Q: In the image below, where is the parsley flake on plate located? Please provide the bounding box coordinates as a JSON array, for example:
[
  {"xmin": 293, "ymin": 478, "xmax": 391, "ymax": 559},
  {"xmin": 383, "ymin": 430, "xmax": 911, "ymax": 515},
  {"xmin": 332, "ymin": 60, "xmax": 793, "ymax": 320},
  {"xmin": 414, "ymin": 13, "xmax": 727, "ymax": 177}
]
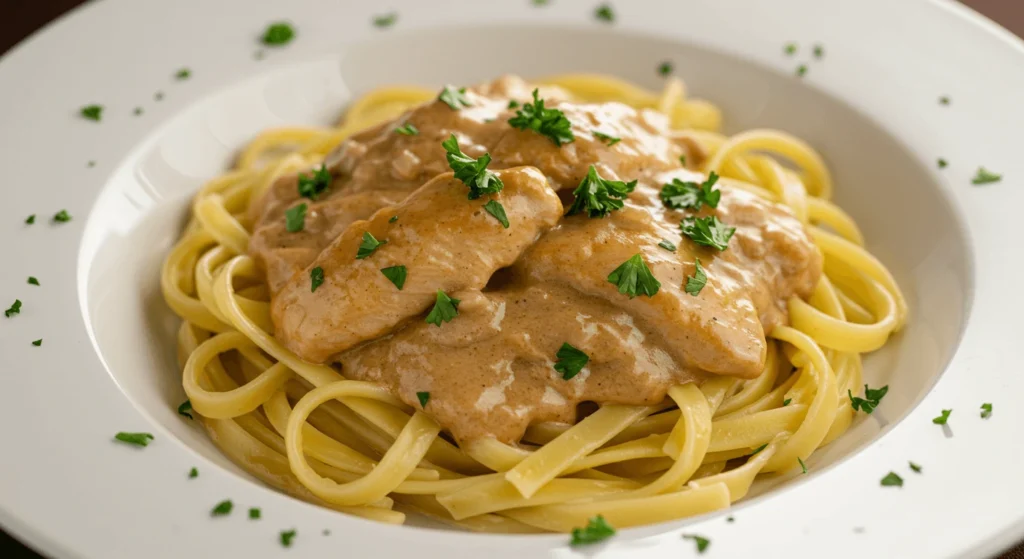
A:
[
  {"xmin": 189, "ymin": 467, "xmax": 198, "ymax": 479},
  {"xmin": 508, "ymin": 89, "xmax": 575, "ymax": 146},
  {"xmin": 750, "ymin": 443, "xmax": 768, "ymax": 456},
  {"xmin": 53, "ymin": 209, "xmax": 72, "ymax": 223},
  {"xmin": 553, "ymin": 343, "xmax": 589, "ymax": 380},
  {"xmin": 971, "ymin": 167, "xmax": 1002, "ymax": 185},
  {"xmin": 280, "ymin": 529, "xmax": 297, "ymax": 548},
  {"xmin": 442, "ymin": 134, "xmax": 504, "ymax": 199},
  {"xmin": 310, "ymin": 266, "xmax": 325, "ymax": 292},
  {"xmin": 438, "ymin": 85, "xmax": 471, "ymax": 110},
  {"xmin": 784, "ymin": 42, "xmax": 797, "ymax": 55},
  {"xmin": 80, "ymin": 104, "xmax": 103, "ymax": 121},
  {"xmin": 262, "ymin": 22, "xmax": 295, "ymax": 46},
  {"xmin": 570, "ymin": 515, "xmax": 615, "ymax": 546},
  {"xmin": 532, "ymin": 0, "xmax": 550, "ymax": 5},
  {"xmin": 175, "ymin": 68, "xmax": 191, "ymax": 80},
  {"xmin": 114, "ymin": 432, "xmax": 154, "ymax": 447},
  {"xmin": 683, "ymin": 534, "xmax": 710, "ymax": 554},
  {"xmin": 211, "ymin": 500, "xmax": 233, "ymax": 516},
  {"xmin": 27, "ymin": 277, "xmax": 39, "ymax": 286},
  {"xmin": 394, "ymin": 123, "xmax": 419, "ymax": 136},
  {"xmin": 909, "ymin": 461, "xmax": 922, "ymax": 473},
  {"xmin": 133, "ymin": 107, "xmax": 143, "ymax": 116},
  {"xmin": 939, "ymin": 96, "xmax": 950, "ymax": 105},
  {"xmin": 425, "ymin": 290, "xmax": 460, "ymax": 326},
  {"xmin": 154, "ymin": 91, "xmax": 164, "ymax": 101},
  {"xmin": 937, "ymin": 158, "xmax": 948, "ymax": 169},
  {"xmin": 660, "ymin": 172, "xmax": 721, "ymax": 210},
  {"xmin": 594, "ymin": 4, "xmax": 615, "ymax": 23},
  {"xmin": 980, "ymin": 402, "xmax": 993, "ymax": 419},
  {"xmin": 813, "ymin": 44, "xmax": 825, "ymax": 58},
  {"xmin": 389, "ymin": 215, "xmax": 399, "ymax": 223},
  {"xmin": 373, "ymin": 12, "xmax": 397, "ymax": 28},
  {"xmin": 657, "ymin": 239, "xmax": 676, "ymax": 252},
  {"xmin": 933, "ymin": 409, "xmax": 952, "ymax": 425},
  {"xmin": 685, "ymin": 258, "xmax": 707, "ymax": 296},
  {"xmin": 417, "ymin": 391, "xmax": 430, "ymax": 408},
  {"xmin": 284, "ymin": 203, "xmax": 307, "ymax": 233},
  {"xmin": 356, "ymin": 231, "xmax": 387, "ymax": 259},
  {"xmin": 658, "ymin": 61, "xmax": 673, "ymax": 76},
  {"xmin": 796, "ymin": 64, "xmax": 808, "ymax": 77},
  {"xmin": 593, "ymin": 130, "xmax": 621, "ymax": 146},
  {"xmin": 25, "ymin": 214, "xmax": 35, "ymax": 224},
  {"xmin": 507, "ymin": 99, "xmax": 519, "ymax": 109},
  {"xmin": 31, "ymin": 339, "xmax": 42, "ymax": 347},
  {"xmin": 380, "ymin": 265, "xmax": 407, "ymax": 290},
  {"xmin": 798, "ymin": 457, "xmax": 808, "ymax": 474},
  {"xmin": 297, "ymin": 165, "xmax": 331, "ymax": 200},
  {"xmin": 249, "ymin": 507, "xmax": 261, "ymax": 519},
  {"xmin": 178, "ymin": 399, "xmax": 193, "ymax": 420},
  {"xmin": 680, "ymin": 215, "xmax": 735, "ymax": 251},
  {"xmin": 848, "ymin": 384, "xmax": 888, "ymax": 414},
  {"xmin": 483, "ymin": 199, "xmax": 509, "ymax": 228},
  {"xmin": 607, "ymin": 253, "xmax": 661, "ymax": 298},
  {"xmin": 565, "ymin": 165, "xmax": 636, "ymax": 218},
  {"xmin": 880, "ymin": 472, "xmax": 903, "ymax": 487},
  {"xmin": 5, "ymin": 299, "xmax": 22, "ymax": 318}
]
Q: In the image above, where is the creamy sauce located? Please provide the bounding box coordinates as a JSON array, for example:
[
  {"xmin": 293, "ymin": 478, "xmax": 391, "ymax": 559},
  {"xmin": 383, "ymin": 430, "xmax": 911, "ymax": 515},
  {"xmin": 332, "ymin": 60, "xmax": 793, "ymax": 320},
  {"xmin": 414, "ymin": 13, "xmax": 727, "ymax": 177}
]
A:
[{"xmin": 249, "ymin": 75, "xmax": 822, "ymax": 444}]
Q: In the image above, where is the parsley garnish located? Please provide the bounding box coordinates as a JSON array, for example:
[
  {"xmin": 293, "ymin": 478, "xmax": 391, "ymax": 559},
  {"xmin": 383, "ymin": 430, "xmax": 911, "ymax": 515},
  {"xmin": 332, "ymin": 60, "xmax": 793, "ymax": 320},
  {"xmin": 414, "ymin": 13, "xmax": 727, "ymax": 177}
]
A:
[
  {"xmin": 784, "ymin": 43, "xmax": 797, "ymax": 55},
  {"xmin": 417, "ymin": 391, "xmax": 430, "ymax": 408},
  {"xmin": 848, "ymin": 384, "xmax": 888, "ymax": 414},
  {"xmin": 880, "ymin": 472, "xmax": 903, "ymax": 487},
  {"xmin": 380, "ymin": 265, "xmax": 407, "ymax": 290},
  {"xmin": 727, "ymin": 516, "xmax": 735, "ymax": 523},
  {"xmin": 938, "ymin": 158, "xmax": 948, "ymax": 169},
  {"xmin": 971, "ymin": 167, "xmax": 1002, "ymax": 185},
  {"xmin": 211, "ymin": 500, "xmax": 233, "ymax": 516},
  {"xmin": 593, "ymin": 130, "xmax": 621, "ymax": 146},
  {"xmin": 80, "ymin": 105, "xmax": 103, "ymax": 121},
  {"xmin": 685, "ymin": 258, "xmax": 707, "ymax": 296},
  {"xmin": 939, "ymin": 96, "xmax": 950, "ymax": 105},
  {"xmin": 31, "ymin": 339, "xmax": 42, "ymax": 346},
  {"xmin": 114, "ymin": 432, "xmax": 154, "ymax": 447},
  {"xmin": 25, "ymin": 214, "xmax": 35, "ymax": 224},
  {"xmin": 796, "ymin": 64, "xmax": 808, "ymax": 77},
  {"xmin": 508, "ymin": 89, "xmax": 575, "ymax": 146},
  {"xmin": 657, "ymin": 240, "xmax": 676, "ymax": 252},
  {"xmin": 813, "ymin": 44, "xmax": 825, "ymax": 58},
  {"xmin": 297, "ymin": 165, "xmax": 331, "ymax": 199},
  {"xmin": 425, "ymin": 290, "xmax": 460, "ymax": 326},
  {"xmin": 249, "ymin": 507, "xmax": 261, "ymax": 519},
  {"xmin": 356, "ymin": 232, "xmax": 387, "ymax": 259},
  {"xmin": 933, "ymin": 409, "xmax": 952, "ymax": 425},
  {"xmin": 660, "ymin": 172, "xmax": 721, "ymax": 210},
  {"xmin": 507, "ymin": 99, "xmax": 519, "ymax": 109},
  {"xmin": 554, "ymin": 343, "xmax": 589, "ymax": 380},
  {"xmin": 565, "ymin": 165, "xmax": 636, "ymax": 218},
  {"xmin": 438, "ymin": 85, "xmax": 471, "ymax": 110},
  {"xmin": 284, "ymin": 203, "xmax": 307, "ymax": 233},
  {"xmin": 442, "ymin": 134, "xmax": 504, "ymax": 199},
  {"xmin": 532, "ymin": 0, "xmax": 549, "ymax": 5},
  {"xmin": 5, "ymin": 300, "xmax": 21, "ymax": 318},
  {"xmin": 262, "ymin": 22, "xmax": 295, "ymax": 46},
  {"xmin": 658, "ymin": 61, "xmax": 673, "ymax": 76},
  {"xmin": 87, "ymin": 160, "xmax": 96, "ymax": 168},
  {"xmin": 680, "ymin": 216, "xmax": 735, "ymax": 251},
  {"xmin": 683, "ymin": 534, "xmax": 710, "ymax": 554},
  {"xmin": 798, "ymin": 457, "xmax": 808, "ymax": 474},
  {"xmin": 53, "ymin": 210, "xmax": 72, "ymax": 223},
  {"xmin": 280, "ymin": 530, "xmax": 297, "ymax": 548},
  {"xmin": 189, "ymin": 467, "xmax": 198, "ymax": 478},
  {"xmin": 783, "ymin": 398, "xmax": 792, "ymax": 406},
  {"xmin": 133, "ymin": 107, "xmax": 143, "ymax": 116},
  {"xmin": 570, "ymin": 515, "xmax": 615, "ymax": 546},
  {"xmin": 389, "ymin": 215, "xmax": 398, "ymax": 223},
  {"xmin": 750, "ymin": 443, "xmax": 768, "ymax": 456},
  {"xmin": 27, "ymin": 277, "xmax": 39, "ymax": 286},
  {"xmin": 607, "ymin": 253, "xmax": 661, "ymax": 298},
  {"xmin": 679, "ymin": 155, "xmax": 686, "ymax": 167},
  {"xmin": 594, "ymin": 4, "xmax": 615, "ymax": 23},
  {"xmin": 178, "ymin": 399, "xmax": 193, "ymax": 420},
  {"xmin": 175, "ymin": 68, "xmax": 191, "ymax": 80},
  {"xmin": 909, "ymin": 461, "xmax": 922, "ymax": 473},
  {"xmin": 373, "ymin": 13, "xmax": 397, "ymax": 28},
  {"xmin": 310, "ymin": 267, "xmax": 324, "ymax": 292},
  {"xmin": 394, "ymin": 123, "xmax": 419, "ymax": 136},
  {"xmin": 981, "ymin": 402, "xmax": 993, "ymax": 419},
  {"xmin": 483, "ymin": 200, "xmax": 509, "ymax": 228}
]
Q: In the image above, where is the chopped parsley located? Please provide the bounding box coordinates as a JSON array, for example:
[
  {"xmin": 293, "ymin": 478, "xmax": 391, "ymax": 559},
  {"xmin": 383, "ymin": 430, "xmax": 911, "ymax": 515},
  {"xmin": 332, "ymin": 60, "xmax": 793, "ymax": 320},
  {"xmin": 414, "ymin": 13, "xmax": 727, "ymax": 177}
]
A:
[
  {"xmin": 394, "ymin": 123, "xmax": 419, "ymax": 136},
  {"xmin": 507, "ymin": 99, "xmax": 519, "ymax": 109},
  {"xmin": 594, "ymin": 4, "xmax": 615, "ymax": 23},
  {"xmin": 727, "ymin": 516, "xmax": 735, "ymax": 523},
  {"xmin": 848, "ymin": 384, "xmax": 888, "ymax": 414},
  {"xmin": 189, "ymin": 467, "xmax": 198, "ymax": 479},
  {"xmin": 880, "ymin": 472, "xmax": 903, "ymax": 487},
  {"xmin": 938, "ymin": 158, "xmax": 948, "ymax": 169},
  {"xmin": 570, "ymin": 515, "xmax": 615, "ymax": 546},
  {"xmin": 783, "ymin": 398, "xmax": 792, "ymax": 406},
  {"xmin": 684, "ymin": 258, "xmax": 707, "ymax": 296},
  {"xmin": 813, "ymin": 44, "xmax": 825, "ymax": 58},
  {"xmin": 249, "ymin": 507, "xmax": 261, "ymax": 519},
  {"xmin": 356, "ymin": 232, "xmax": 387, "ymax": 259},
  {"xmin": 909, "ymin": 461, "xmax": 922, "ymax": 473},
  {"xmin": 442, "ymin": 134, "xmax": 504, "ymax": 199},
  {"xmin": 25, "ymin": 214, "xmax": 35, "ymax": 224},
  {"xmin": 380, "ymin": 265, "xmax": 407, "ymax": 290},
  {"xmin": 796, "ymin": 64, "xmax": 808, "ymax": 77},
  {"xmin": 155, "ymin": 91, "xmax": 165, "ymax": 101},
  {"xmin": 175, "ymin": 68, "xmax": 191, "ymax": 80},
  {"xmin": 680, "ymin": 216, "xmax": 735, "ymax": 251},
  {"xmin": 592, "ymin": 130, "xmax": 621, "ymax": 146},
  {"xmin": 425, "ymin": 289, "xmax": 460, "ymax": 326},
  {"xmin": 750, "ymin": 443, "xmax": 768, "ymax": 456},
  {"xmin": 971, "ymin": 167, "xmax": 1002, "ymax": 185},
  {"xmin": 262, "ymin": 22, "xmax": 295, "ymax": 46},
  {"xmin": 389, "ymin": 215, "xmax": 399, "ymax": 223},
  {"xmin": 679, "ymin": 155, "xmax": 686, "ymax": 167},
  {"xmin": 658, "ymin": 61, "xmax": 673, "ymax": 76},
  {"xmin": 981, "ymin": 402, "xmax": 993, "ymax": 419},
  {"xmin": 80, "ymin": 104, "xmax": 103, "ymax": 121},
  {"xmin": 939, "ymin": 96, "xmax": 950, "ymax": 105},
  {"xmin": 483, "ymin": 200, "xmax": 509, "ymax": 228},
  {"xmin": 280, "ymin": 529, "xmax": 297, "ymax": 548},
  {"xmin": 133, "ymin": 107, "xmax": 143, "ymax": 116},
  {"xmin": 27, "ymin": 277, "xmax": 39, "ymax": 286},
  {"xmin": 508, "ymin": 89, "xmax": 575, "ymax": 146},
  {"xmin": 5, "ymin": 299, "xmax": 22, "ymax": 318},
  {"xmin": 532, "ymin": 0, "xmax": 550, "ymax": 5},
  {"xmin": 683, "ymin": 534, "xmax": 710, "ymax": 554},
  {"xmin": 553, "ymin": 343, "xmax": 589, "ymax": 380},
  {"xmin": 211, "ymin": 500, "xmax": 233, "ymax": 516},
  {"xmin": 607, "ymin": 253, "xmax": 660, "ymax": 298},
  {"xmin": 31, "ymin": 339, "xmax": 42, "ymax": 346},
  {"xmin": 373, "ymin": 13, "xmax": 397, "ymax": 28},
  {"xmin": 87, "ymin": 160, "xmax": 96, "ymax": 168},
  {"xmin": 178, "ymin": 399, "xmax": 193, "ymax": 420},
  {"xmin": 784, "ymin": 43, "xmax": 797, "ymax": 55},
  {"xmin": 297, "ymin": 165, "xmax": 331, "ymax": 199},
  {"xmin": 438, "ymin": 85, "xmax": 471, "ymax": 110},
  {"xmin": 114, "ymin": 432, "xmax": 154, "ymax": 447},
  {"xmin": 417, "ymin": 391, "xmax": 430, "ymax": 408},
  {"xmin": 657, "ymin": 240, "xmax": 676, "ymax": 252},
  {"xmin": 565, "ymin": 165, "xmax": 636, "ymax": 218},
  {"xmin": 798, "ymin": 457, "xmax": 808, "ymax": 474},
  {"xmin": 660, "ymin": 172, "xmax": 721, "ymax": 210},
  {"xmin": 932, "ymin": 409, "xmax": 952, "ymax": 425},
  {"xmin": 310, "ymin": 266, "xmax": 324, "ymax": 292},
  {"xmin": 53, "ymin": 210, "xmax": 72, "ymax": 223},
  {"xmin": 284, "ymin": 203, "xmax": 307, "ymax": 233}
]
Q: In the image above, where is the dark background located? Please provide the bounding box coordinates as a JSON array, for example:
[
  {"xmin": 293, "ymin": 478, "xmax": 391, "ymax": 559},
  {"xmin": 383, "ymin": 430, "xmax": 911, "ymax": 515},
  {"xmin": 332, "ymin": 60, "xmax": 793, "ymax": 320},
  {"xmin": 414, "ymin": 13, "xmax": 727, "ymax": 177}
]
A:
[{"xmin": 0, "ymin": 1, "xmax": 1021, "ymax": 558}]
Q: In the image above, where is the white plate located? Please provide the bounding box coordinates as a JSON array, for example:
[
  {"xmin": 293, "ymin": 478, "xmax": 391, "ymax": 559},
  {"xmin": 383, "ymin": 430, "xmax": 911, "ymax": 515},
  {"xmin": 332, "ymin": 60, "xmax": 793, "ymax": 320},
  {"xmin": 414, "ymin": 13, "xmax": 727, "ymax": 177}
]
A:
[{"xmin": 1, "ymin": 0, "xmax": 1022, "ymax": 557}]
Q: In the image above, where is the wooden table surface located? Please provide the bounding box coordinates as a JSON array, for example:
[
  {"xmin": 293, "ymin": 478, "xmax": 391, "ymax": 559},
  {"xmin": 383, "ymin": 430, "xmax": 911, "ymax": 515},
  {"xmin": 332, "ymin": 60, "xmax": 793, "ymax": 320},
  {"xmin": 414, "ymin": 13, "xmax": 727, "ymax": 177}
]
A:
[{"xmin": 0, "ymin": 1, "xmax": 1021, "ymax": 558}]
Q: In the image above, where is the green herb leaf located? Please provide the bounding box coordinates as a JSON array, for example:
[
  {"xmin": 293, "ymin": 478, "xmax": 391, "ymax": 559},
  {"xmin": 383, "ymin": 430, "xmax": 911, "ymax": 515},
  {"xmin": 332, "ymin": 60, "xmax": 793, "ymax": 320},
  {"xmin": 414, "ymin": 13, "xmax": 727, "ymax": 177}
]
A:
[
  {"xmin": 727, "ymin": 516, "xmax": 735, "ymax": 523},
  {"xmin": 971, "ymin": 167, "xmax": 1002, "ymax": 185},
  {"xmin": 285, "ymin": 203, "xmax": 307, "ymax": 233},
  {"xmin": 798, "ymin": 457, "xmax": 808, "ymax": 474},
  {"xmin": 909, "ymin": 461, "xmax": 922, "ymax": 473},
  {"xmin": 310, "ymin": 266, "xmax": 325, "ymax": 292},
  {"xmin": 88, "ymin": 160, "xmax": 96, "ymax": 168},
  {"xmin": 796, "ymin": 64, "xmax": 808, "ymax": 77},
  {"xmin": 680, "ymin": 216, "xmax": 735, "ymax": 251},
  {"xmin": 373, "ymin": 13, "xmax": 397, "ymax": 28},
  {"xmin": 848, "ymin": 384, "xmax": 888, "ymax": 414},
  {"xmin": 783, "ymin": 398, "xmax": 792, "ymax": 406},
  {"xmin": 532, "ymin": 0, "xmax": 550, "ymax": 5},
  {"xmin": 507, "ymin": 99, "xmax": 519, "ymax": 109},
  {"xmin": 211, "ymin": 500, "xmax": 233, "ymax": 516},
  {"xmin": 657, "ymin": 61, "xmax": 673, "ymax": 76},
  {"xmin": 483, "ymin": 200, "xmax": 509, "ymax": 228},
  {"xmin": 570, "ymin": 515, "xmax": 615, "ymax": 546},
  {"xmin": 508, "ymin": 89, "xmax": 575, "ymax": 146},
  {"xmin": 380, "ymin": 265, "xmax": 407, "ymax": 290},
  {"xmin": 394, "ymin": 123, "xmax": 419, "ymax": 136},
  {"xmin": 425, "ymin": 289, "xmax": 460, "ymax": 326},
  {"xmin": 932, "ymin": 409, "xmax": 952, "ymax": 425},
  {"xmin": 249, "ymin": 507, "xmax": 261, "ymax": 519},
  {"xmin": 657, "ymin": 239, "xmax": 676, "ymax": 252},
  {"xmin": 175, "ymin": 68, "xmax": 191, "ymax": 80},
  {"xmin": 114, "ymin": 432, "xmax": 154, "ymax": 447},
  {"xmin": 784, "ymin": 43, "xmax": 797, "ymax": 55},
  {"xmin": 53, "ymin": 210, "xmax": 72, "ymax": 223},
  {"xmin": 417, "ymin": 391, "xmax": 430, "ymax": 408},
  {"xmin": 683, "ymin": 534, "xmax": 710, "ymax": 554},
  {"xmin": 593, "ymin": 130, "xmax": 621, "ymax": 146},
  {"xmin": 27, "ymin": 277, "xmax": 39, "ymax": 286},
  {"xmin": 679, "ymin": 155, "xmax": 687, "ymax": 167},
  {"xmin": 442, "ymin": 134, "xmax": 504, "ymax": 199},
  {"xmin": 813, "ymin": 44, "xmax": 825, "ymax": 58},
  {"xmin": 939, "ymin": 96, "xmax": 950, "ymax": 105},
  {"xmin": 685, "ymin": 258, "xmax": 707, "ymax": 296},
  {"xmin": 25, "ymin": 214, "xmax": 35, "ymax": 224},
  {"xmin": 189, "ymin": 467, "xmax": 198, "ymax": 478},
  {"xmin": 554, "ymin": 343, "xmax": 589, "ymax": 380},
  {"xmin": 80, "ymin": 105, "xmax": 103, "ymax": 121},
  {"xmin": 356, "ymin": 231, "xmax": 387, "ymax": 259},
  {"xmin": 31, "ymin": 339, "xmax": 42, "ymax": 346},
  {"xmin": 389, "ymin": 215, "xmax": 399, "ymax": 223},
  {"xmin": 937, "ymin": 158, "xmax": 948, "ymax": 169},
  {"xmin": 566, "ymin": 165, "xmax": 636, "ymax": 218},
  {"xmin": 133, "ymin": 107, "xmax": 143, "ymax": 116},
  {"xmin": 750, "ymin": 443, "xmax": 768, "ymax": 456},
  {"xmin": 297, "ymin": 165, "xmax": 331, "ymax": 200},
  {"xmin": 981, "ymin": 402, "xmax": 993, "ymax": 419},
  {"xmin": 607, "ymin": 253, "xmax": 660, "ymax": 298},
  {"xmin": 660, "ymin": 172, "xmax": 721, "ymax": 210},
  {"xmin": 880, "ymin": 472, "xmax": 903, "ymax": 487},
  {"xmin": 438, "ymin": 85, "xmax": 471, "ymax": 110},
  {"xmin": 178, "ymin": 399, "xmax": 193, "ymax": 420},
  {"xmin": 594, "ymin": 4, "xmax": 615, "ymax": 23},
  {"xmin": 5, "ymin": 299, "xmax": 22, "ymax": 318},
  {"xmin": 262, "ymin": 22, "xmax": 295, "ymax": 46},
  {"xmin": 280, "ymin": 529, "xmax": 297, "ymax": 548}
]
